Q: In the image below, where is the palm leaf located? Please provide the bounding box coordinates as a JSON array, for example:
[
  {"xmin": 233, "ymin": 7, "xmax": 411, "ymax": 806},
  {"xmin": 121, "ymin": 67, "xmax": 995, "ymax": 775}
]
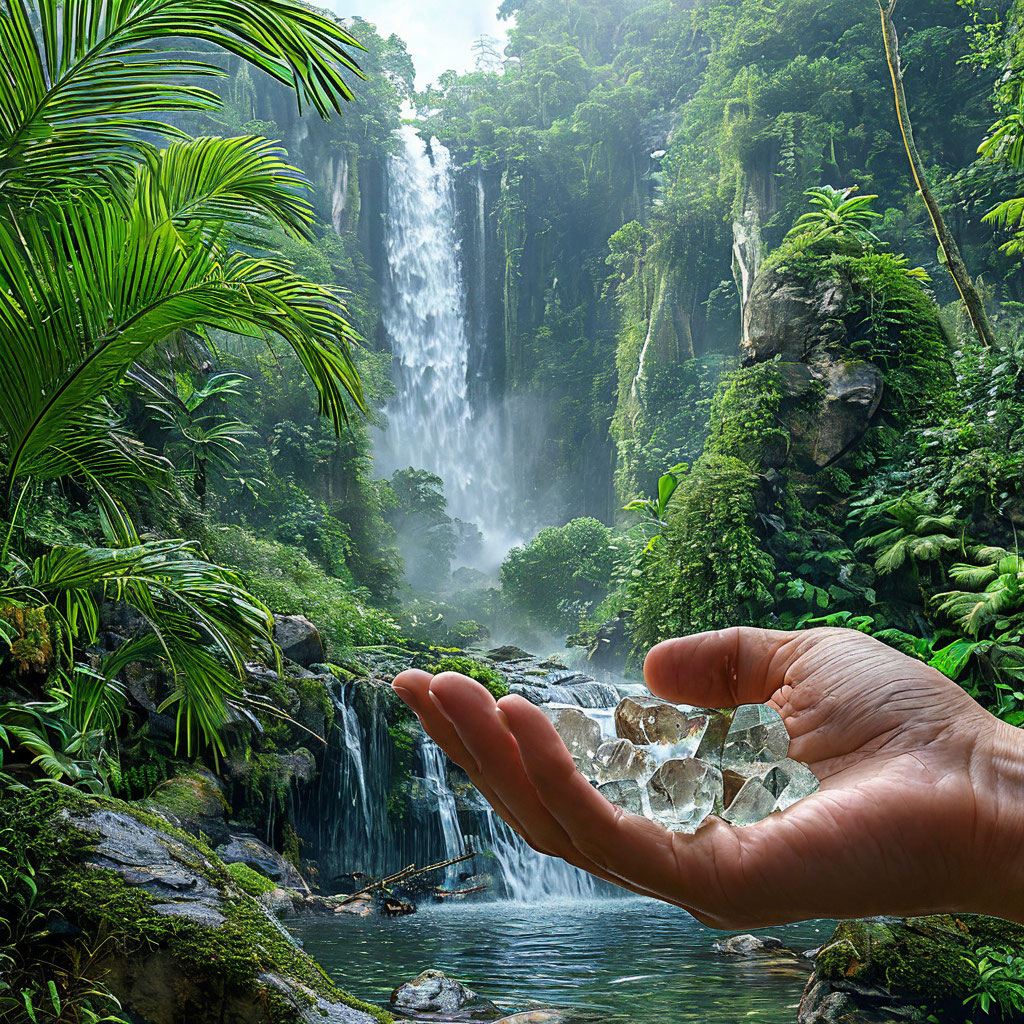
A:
[
  {"xmin": 0, "ymin": 0, "xmax": 365, "ymax": 197},
  {"xmin": 0, "ymin": 188, "xmax": 364, "ymax": 503}
]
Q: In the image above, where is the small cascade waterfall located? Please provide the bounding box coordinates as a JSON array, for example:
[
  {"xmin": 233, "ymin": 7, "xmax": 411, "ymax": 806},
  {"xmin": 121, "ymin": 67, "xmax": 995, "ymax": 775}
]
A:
[
  {"xmin": 376, "ymin": 124, "xmax": 522, "ymax": 567},
  {"xmin": 419, "ymin": 738, "xmax": 466, "ymax": 888}
]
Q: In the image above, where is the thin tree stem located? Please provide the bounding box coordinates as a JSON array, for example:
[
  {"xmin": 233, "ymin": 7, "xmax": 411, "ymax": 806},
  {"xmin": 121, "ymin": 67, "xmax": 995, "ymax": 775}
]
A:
[{"xmin": 877, "ymin": 0, "xmax": 998, "ymax": 348}]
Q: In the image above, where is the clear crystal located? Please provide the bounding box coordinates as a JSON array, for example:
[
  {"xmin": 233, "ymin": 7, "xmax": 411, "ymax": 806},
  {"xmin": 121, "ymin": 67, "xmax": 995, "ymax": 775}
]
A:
[
  {"xmin": 720, "ymin": 758, "xmax": 820, "ymax": 823},
  {"xmin": 720, "ymin": 704, "xmax": 789, "ymax": 767},
  {"xmin": 593, "ymin": 738, "xmax": 656, "ymax": 784},
  {"xmin": 542, "ymin": 706, "xmax": 603, "ymax": 765},
  {"xmin": 721, "ymin": 774, "xmax": 777, "ymax": 825},
  {"xmin": 597, "ymin": 778, "xmax": 644, "ymax": 815},
  {"xmin": 614, "ymin": 697, "xmax": 721, "ymax": 760},
  {"xmin": 768, "ymin": 758, "xmax": 819, "ymax": 811},
  {"xmin": 646, "ymin": 758, "xmax": 722, "ymax": 833}
]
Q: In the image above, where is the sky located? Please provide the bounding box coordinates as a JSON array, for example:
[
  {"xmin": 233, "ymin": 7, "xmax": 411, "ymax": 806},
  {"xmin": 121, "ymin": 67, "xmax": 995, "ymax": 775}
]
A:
[{"xmin": 336, "ymin": 0, "xmax": 509, "ymax": 88}]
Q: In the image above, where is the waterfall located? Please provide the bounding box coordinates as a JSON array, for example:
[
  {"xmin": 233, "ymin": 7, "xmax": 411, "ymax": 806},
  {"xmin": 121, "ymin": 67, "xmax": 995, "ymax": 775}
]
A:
[
  {"xmin": 337, "ymin": 683, "xmax": 372, "ymax": 841},
  {"xmin": 376, "ymin": 124, "xmax": 521, "ymax": 568},
  {"xmin": 419, "ymin": 738, "xmax": 465, "ymax": 888}
]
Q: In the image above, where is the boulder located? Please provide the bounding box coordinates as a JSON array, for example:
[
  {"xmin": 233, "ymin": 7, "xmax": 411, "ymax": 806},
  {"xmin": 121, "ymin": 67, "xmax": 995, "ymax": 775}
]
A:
[
  {"xmin": 390, "ymin": 969, "xmax": 501, "ymax": 1020},
  {"xmin": 798, "ymin": 915, "xmax": 1024, "ymax": 1023},
  {"xmin": 4, "ymin": 791, "xmax": 387, "ymax": 1024},
  {"xmin": 274, "ymin": 615, "xmax": 324, "ymax": 667},
  {"xmin": 712, "ymin": 933, "xmax": 788, "ymax": 956},
  {"xmin": 144, "ymin": 768, "xmax": 230, "ymax": 847},
  {"xmin": 217, "ymin": 833, "xmax": 306, "ymax": 890},
  {"xmin": 742, "ymin": 264, "xmax": 851, "ymax": 364}
]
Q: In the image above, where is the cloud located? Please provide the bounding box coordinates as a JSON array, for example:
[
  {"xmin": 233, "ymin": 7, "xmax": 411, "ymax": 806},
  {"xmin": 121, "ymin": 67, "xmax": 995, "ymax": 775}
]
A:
[{"xmin": 337, "ymin": 0, "xmax": 509, "ymax": 88}]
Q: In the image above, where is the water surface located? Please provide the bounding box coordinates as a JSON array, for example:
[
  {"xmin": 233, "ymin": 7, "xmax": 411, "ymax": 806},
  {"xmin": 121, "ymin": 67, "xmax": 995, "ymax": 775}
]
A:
[{"xmin": 291, "ymin": 898, "xmax": 832, "ymax": 1022}]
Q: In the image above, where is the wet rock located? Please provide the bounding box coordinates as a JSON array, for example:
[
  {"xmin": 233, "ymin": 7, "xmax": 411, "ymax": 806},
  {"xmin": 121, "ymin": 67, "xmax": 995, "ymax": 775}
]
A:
[
  {"xmin": 487, "ymin": 645, "xmax": 533, "ymax": 662},
  {"xmin": 798, "ymin": 915, "xmax": 1024, "ymax": 1023},
  {"xmin": 335, "ymin": 894, "xmax": 375, "ymax": 917},
  {"xmin": 742, "ymin": 264, "xmax": 851, "ymax": 364},
  {"xmin": 713, "ymin": 934, "xmax": 787, "ymax": 956},
  {"xmin": 216, "ymin": 834, "xmax": 305, "ymax": 889},
  {"xmin": 53, "ymin": 799, "xmax": 381, "ymax": 1023},
  {"xmin": 274, "ymin": 614, "xmax": 324, "ymax": 667},
  {"xmin": 390, "ymin": 969, "xmax": 502, "ymax": 1020}
]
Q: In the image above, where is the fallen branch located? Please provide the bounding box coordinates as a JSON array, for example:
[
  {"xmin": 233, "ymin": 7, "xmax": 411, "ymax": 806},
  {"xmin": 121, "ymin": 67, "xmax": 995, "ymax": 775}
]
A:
[{"xmin": 333, "ymin": 851, "xmax": 476, "ymax": 904}]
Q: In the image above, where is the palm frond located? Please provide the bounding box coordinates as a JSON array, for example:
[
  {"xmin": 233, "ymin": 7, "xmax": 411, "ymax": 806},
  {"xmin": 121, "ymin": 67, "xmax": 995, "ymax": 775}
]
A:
[
  {"xmin": 0, "ymin": 188, "xmax": 364, "ymax": 502},
  {"xmin": 136, "ymin": 136, "xmax": 315, "ymax": 239},
  {"xmin": 0, "ymin": 0, "xmax": 364, "ymax": 197}
]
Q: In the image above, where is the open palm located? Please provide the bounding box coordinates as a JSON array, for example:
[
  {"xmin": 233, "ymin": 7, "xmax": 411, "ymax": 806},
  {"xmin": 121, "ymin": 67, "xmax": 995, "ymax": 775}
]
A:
[{"xmin": 394, "ymin": 627, "xmax": 1024, "ymax": 927}]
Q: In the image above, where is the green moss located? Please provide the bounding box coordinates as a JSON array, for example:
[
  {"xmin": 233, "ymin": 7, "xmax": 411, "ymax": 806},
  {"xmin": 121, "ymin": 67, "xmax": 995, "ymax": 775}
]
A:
[
  {"xmin": 705, "ymin": 363, "xmax": 786, "ymax": 470},
  {"xmin": 0, "ymin": 786, "xmax": 393, "ymax": 1024},
  {"xmin": 814, "ymin": 915, "xmax": 1024, "ymax": 1010},
  {"xmin": 429, "ymin": 656, "xmax": 510, "ymax": 699},
  {"xmin": 227, "ymin": 861, "xmax": 277, "ymax": 897},
  {"xmin": 144, "ymin": 769, "xmax": 228, "ymax": 823},
  {"xmin": 291, "ymin": 675, "xmax": 335, "ymax": 731}
]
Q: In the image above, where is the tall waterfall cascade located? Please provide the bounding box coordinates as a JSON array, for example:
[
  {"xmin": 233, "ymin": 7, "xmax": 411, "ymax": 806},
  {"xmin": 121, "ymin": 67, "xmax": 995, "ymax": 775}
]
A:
[{"xmin": 376, "ymin": 124, "xmax": 521, "ymax": 569}]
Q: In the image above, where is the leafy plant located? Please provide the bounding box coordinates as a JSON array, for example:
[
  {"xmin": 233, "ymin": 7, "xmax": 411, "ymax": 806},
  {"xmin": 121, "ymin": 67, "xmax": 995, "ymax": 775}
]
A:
[
  {"xmin": 935, "ymin": 549, "xmax": 1024, "ymax": 637},
  {"xmin": 963, "ymin": 945, "xmax": 1024, "ymax": 1019},
  {"xmin": 784, "ymin": 186, "xmax": 881, "ymax": 247},
  {"xmin": 852, "ymin": 493, "xmax": 963, "ymax": 576}
]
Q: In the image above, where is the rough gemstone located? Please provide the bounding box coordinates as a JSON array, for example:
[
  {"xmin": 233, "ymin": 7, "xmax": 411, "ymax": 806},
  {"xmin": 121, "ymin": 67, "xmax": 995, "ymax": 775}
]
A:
[
  {"xmin": 720, "ymin": 704, "xmax": 790, "ymax": 767},
  {"xmin": 614, "ymin": 696, "xmax": 718, "ymax": 758},
  {"xmin": 767, "ymin": 758, "xmax": 819, "ymax": 811},
  {"xmin": 721, "ymin": 772, "xmax": 776, "ymax": 825},
  {"xmin": 542, "ymin": 706, "xmax": 603, "ymax": 765},
  {"xmin": 646, "ymin": 758, "xmax": 723, "ymax": 833},
  {"xmin": 593, "ymin": 738, "xmax": 656, "ymax": 785},
  {"xmin": 597, "ymin": 778, "xmax": 644, "ymax": 815},
  {"xmin": 720, "ymin": 758, "xmax": 820, "ymax": 824}
]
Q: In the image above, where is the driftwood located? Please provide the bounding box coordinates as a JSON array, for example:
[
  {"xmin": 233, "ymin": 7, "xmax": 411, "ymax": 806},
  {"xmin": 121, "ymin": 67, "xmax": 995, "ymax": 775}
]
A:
[
  {"xmin": 333, "ymin": 850, "xmax": 476, "ymax": 905},
  {"xmin": 436, "ymin": 884, "xmax": 487, "ymax": 898}
]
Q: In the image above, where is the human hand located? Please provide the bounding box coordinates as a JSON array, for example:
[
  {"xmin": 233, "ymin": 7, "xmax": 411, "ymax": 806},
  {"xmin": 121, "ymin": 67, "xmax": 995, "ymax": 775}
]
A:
[{"xmin": 393, "ymin": 627, "xmax": 1024, "ymax": 927}]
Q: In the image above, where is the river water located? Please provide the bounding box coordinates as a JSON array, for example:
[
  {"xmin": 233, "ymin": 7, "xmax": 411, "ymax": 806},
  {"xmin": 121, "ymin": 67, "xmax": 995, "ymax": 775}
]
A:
[{"xmin": 291, "ymin": 898, "xmax": 832, "ymax": 1022}]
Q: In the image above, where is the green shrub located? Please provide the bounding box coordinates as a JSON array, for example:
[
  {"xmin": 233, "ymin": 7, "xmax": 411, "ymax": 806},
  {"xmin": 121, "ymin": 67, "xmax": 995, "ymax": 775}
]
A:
[
  {"xmin": 499, "ymin": 518, "xmax": 616, "ymax": 632},
  {"xmin": 209, "ymin": 526, "xmax": 401, "ymax": 654},
  {"xmin": 627, "ymin": 454, "xmax": 775, "ymax": 654}
]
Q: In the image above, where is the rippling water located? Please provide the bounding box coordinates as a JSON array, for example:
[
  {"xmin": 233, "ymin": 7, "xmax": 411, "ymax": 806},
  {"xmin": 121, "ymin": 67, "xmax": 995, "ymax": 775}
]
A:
[{"xmin": 290, "ymin": 898, "xmax": 833, "ymax": 1022}]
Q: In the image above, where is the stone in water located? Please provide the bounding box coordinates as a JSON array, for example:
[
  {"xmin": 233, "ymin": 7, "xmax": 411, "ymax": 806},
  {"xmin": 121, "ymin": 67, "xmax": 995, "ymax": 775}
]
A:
[
  {"xmin": 593, "ymin": 738, "xmax": 655, "ymax": 785},
  {"xmin": 720, "ymin": 704, "xmax": 789, "ymax": 766},
  {"xmin": 646, "ymin": 758, "xmax": 723, "ymax": 833},
  {"xmin": 597, "ymin": 778, "xmax": 644, "ymax": 816}
]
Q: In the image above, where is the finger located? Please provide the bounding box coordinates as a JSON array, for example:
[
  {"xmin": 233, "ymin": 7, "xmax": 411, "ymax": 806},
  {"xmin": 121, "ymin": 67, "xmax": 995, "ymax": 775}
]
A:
[
  {"xmin": 429, "ymin": 674, "xmax": 698, "ymax": 909},
  {"xmin": 392, "ymin": 670, "xmax": 529, "ymax": 838},
  {"xmin": 644, "ymin": 626, "xmax": 811, "ymax": 708}
]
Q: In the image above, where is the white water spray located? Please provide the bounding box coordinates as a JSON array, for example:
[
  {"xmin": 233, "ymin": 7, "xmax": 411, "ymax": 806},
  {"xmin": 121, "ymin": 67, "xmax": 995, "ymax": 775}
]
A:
[{"xmin": 377, "ymin": 124, "xmax": 521, "ymax": 568}]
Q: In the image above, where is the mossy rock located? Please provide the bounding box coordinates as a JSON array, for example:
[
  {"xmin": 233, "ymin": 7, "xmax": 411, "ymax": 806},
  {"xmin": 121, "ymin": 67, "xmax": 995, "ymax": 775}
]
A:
[
  {"xmin": 811, "ymin": 914, "xmax": 1024, "ymax": 1016},
  {"xmin": 143, "ymin": 767, "xmax": 230, "ymax": 844},
  {"xmin": 0, "ymin": 786, "xmax": 391, "ymax": 1024}
]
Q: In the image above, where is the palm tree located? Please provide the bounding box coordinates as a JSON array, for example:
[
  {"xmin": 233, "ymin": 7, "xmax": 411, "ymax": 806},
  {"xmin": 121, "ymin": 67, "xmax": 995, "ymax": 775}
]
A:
[{"xmin": 0, "ymin": 0, "xmax": 371, "ymax": 769}]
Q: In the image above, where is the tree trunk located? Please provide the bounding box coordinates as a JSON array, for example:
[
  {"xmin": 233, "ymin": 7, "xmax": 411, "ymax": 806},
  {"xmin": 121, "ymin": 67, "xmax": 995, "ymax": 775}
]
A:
[{"xmin": 878, "ymin": 0, "xmax": 998, "ymax": 348}]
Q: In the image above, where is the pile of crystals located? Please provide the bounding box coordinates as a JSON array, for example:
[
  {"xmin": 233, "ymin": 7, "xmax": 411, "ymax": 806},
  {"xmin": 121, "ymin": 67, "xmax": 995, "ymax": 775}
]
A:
[{"xmin": 542, "ymin": 696, "xmax": 818, "ymax": 832}]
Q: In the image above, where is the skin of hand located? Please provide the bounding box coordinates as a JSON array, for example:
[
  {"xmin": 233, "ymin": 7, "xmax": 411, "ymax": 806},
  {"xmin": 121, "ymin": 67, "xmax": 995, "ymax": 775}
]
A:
[{"xmin": 392, "ymin": 626, "xmax": 1024, "ymax": 929}]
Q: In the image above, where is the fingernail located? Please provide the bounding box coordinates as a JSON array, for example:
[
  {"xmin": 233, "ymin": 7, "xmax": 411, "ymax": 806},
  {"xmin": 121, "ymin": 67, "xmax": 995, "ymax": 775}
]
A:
[
  {"xmin": 392, "ymin": 685, "xmax": 414, "ymax": 705},
  {"xmin": 495, "ymin": 707, "xmax": 512, "ymax": 732},
  {"xmin": 428, "ymin": 689, "xmax": 454, "ymax": 722}
]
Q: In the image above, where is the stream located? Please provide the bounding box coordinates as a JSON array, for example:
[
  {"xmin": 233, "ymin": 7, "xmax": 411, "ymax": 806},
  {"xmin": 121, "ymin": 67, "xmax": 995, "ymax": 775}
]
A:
[{"xmin": 291, "ymin": 899, "xmax": 831, "ymax": 1022}]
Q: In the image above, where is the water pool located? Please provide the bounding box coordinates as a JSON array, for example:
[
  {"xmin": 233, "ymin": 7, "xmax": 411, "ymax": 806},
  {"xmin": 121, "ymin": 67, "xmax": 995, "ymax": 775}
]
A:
[{"xmin": 290, "ymin": 897, "xmax": 833, "ymax": 1023}]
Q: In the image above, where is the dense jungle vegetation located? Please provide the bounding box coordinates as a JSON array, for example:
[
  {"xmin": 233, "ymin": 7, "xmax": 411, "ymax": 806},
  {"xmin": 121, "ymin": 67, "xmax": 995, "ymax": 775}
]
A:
[{"xmin": 2, "ymin": 0, "xmax": 1024, "ymax": 1018}]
